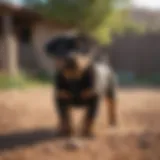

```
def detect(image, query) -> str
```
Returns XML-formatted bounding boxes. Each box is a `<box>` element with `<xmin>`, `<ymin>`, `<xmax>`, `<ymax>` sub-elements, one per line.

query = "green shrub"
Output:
<box><xmin>0</xmin><ymin>74</ymin><xmax>26</xmax><ymax>89</ymax></box>
<box><xmin>0</xmin><ymin>72</ymin><xmax>52</xmax><ymax>89</ymax></box>
<box><xmin>35</xmin><ymin>70</ymin><xmax>52</xmax><ymax>83</ymax></box>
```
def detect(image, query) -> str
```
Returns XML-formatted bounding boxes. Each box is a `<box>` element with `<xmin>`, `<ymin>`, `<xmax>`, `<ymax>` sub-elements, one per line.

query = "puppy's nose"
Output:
<box><xmin>65</xmin><ymin>57</ymin><xmax>77</xmax><ymax>69</ymax></box>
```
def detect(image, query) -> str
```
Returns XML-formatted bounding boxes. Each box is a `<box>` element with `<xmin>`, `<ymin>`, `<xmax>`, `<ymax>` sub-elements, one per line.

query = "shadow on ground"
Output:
<box><xmin>0</xmin><ymin>128</ymin><xmax>60</xmax><ymax>151</ymax></box>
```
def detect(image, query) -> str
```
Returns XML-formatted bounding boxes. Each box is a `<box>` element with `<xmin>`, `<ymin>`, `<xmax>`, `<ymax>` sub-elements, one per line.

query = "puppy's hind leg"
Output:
<box><xmin>105</xmin><ymin>75</ymin><xmax>117</xmax><ymax>127</ymax></box>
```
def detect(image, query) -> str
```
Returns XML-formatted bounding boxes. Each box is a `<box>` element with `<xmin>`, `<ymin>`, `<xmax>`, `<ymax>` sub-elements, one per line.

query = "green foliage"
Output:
<box><xmin>27</xmin><ymin>0</ymin><xmax>113</xmax><ymax>29</ymax></box>
<box><xmin>25</xmin><ymin>0</ymin><xmax>142</xmax><ymax>44</ymax></box>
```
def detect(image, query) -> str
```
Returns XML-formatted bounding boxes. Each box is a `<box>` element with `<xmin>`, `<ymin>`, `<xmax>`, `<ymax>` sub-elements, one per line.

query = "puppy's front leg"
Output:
<box><xmin>55</xmin><ymin>90</ymin><xmax>73</xmax><ymax>137</ymax></box>
<box><xmin>81</xmin><ymin>95</ymin><xmax>99</xmax><ymax>137</ymax></box>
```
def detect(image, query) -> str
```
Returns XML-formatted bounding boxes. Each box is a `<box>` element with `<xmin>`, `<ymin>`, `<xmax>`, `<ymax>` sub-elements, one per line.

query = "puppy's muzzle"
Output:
<box><xmin>65</xmin><ymin>57</ymin><xmax>77</xmax><ymax>69</ymax></box>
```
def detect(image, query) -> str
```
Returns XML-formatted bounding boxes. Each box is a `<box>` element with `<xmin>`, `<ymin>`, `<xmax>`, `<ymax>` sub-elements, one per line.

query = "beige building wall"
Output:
<box><xmin>31</xmin><ymin>22</ymin><xmax>71</xmax><ymax>75</ymax></box>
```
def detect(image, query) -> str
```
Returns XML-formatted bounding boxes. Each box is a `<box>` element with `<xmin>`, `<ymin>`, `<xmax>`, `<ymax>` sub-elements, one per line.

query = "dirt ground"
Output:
<box><xmin>0</xmin><ymin>87</ymin><xmax>160</xmax><ymax>160</ymax></box>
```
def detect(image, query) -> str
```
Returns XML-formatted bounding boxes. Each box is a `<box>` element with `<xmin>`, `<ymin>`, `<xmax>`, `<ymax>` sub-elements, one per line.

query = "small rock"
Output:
<box><xmin>43</xmin><ymin>144</ymin><xmax>55</xmax><ymax>154</ymax></box>
<box><xmin>63</xmin><ymin>138</ymin><xmax>84</xmax><ymax>151</ymax></box>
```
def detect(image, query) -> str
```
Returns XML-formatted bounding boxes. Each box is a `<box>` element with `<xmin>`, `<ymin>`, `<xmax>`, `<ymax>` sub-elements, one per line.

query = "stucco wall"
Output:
<box><xmin>0</xmin><ymin>29</ymin><xmax>18</xmax><ymax>75</ymax></box>
<box><xmin>31</xmin><ymin>22</ymin><xmax>70</xmax><ymax>75</ymax></box>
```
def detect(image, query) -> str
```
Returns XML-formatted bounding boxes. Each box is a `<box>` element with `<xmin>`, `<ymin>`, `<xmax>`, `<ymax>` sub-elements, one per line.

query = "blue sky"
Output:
<box><xmin>13</xmin><ymin>0</ymin><xmax>160</xmax><ymax>10</ymax></box>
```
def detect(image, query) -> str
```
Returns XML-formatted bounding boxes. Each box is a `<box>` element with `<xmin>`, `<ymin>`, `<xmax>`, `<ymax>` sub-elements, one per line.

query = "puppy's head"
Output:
<box><xmin>45</xmin><ymin>33</ymin><xmax>97</xmax><ymax>71</ymax></box>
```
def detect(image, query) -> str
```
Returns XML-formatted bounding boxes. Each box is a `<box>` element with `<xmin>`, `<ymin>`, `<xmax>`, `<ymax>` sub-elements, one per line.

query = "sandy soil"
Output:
<box><xmin>0</xmin><ymin>87</ymin><xmax>160</xmax><ymax>160</ymax></box>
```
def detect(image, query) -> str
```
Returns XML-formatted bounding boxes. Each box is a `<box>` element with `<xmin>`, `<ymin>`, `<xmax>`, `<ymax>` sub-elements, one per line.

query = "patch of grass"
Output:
<box><xmin>0</xmin><ymin>72</ymin><xmax>52</xmax><ymax>90</ymax></box>
<box><xmin>0</xmin><ymin>74</ymin><xmax>25</xmax><ymax>89</ymax></box>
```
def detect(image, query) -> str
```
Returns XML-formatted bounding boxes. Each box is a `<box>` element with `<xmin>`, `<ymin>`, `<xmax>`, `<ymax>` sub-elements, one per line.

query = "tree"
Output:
<box><xmin>24</xmin><ymin>0</ymin><xmax>140</xmax><ymax>44</ymax></box>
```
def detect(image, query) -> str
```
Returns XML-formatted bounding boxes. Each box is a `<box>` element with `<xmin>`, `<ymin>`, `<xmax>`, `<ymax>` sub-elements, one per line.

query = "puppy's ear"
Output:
<box><xmin>44</xmin><ymin>36</ymin><xmax>77</xmax><ymax>57</ymax></box>
<box><xmin>44</xmin><ymin>37</ymin><xmax>60</xmax><ymax>57</ymax></box>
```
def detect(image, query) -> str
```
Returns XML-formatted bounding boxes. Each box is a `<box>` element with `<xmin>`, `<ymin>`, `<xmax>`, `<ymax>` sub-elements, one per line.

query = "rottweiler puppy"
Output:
<box><xmin>45</xmin><ymin>33</ymin><xmax>117</xmax><ymax>137</ymax></box>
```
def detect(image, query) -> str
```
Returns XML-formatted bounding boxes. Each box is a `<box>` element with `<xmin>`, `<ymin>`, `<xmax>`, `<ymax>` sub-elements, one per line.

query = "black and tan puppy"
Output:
<box><xmin>45</xmin><ymin>33</ymin><xmax>117</xmax><ymax>137</ymax></box>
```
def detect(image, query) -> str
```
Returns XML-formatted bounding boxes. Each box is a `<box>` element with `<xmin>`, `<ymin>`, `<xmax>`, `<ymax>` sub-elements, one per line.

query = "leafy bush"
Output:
<box><xmin>0</xmin><ymin>71</ymin><xmax>52</xmax><ymax>89</ymax></box>
<box><xmin>0</xmin><ymin>74</ymin><xmax>27</xmax><ymax>89</ymax></box>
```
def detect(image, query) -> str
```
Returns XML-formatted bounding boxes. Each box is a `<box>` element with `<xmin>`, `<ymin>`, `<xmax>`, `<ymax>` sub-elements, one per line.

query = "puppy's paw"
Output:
<box><xmin>109</xmin><ymin>120</ymin><xmax>117</xmax><ymax>128</ymax></box>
